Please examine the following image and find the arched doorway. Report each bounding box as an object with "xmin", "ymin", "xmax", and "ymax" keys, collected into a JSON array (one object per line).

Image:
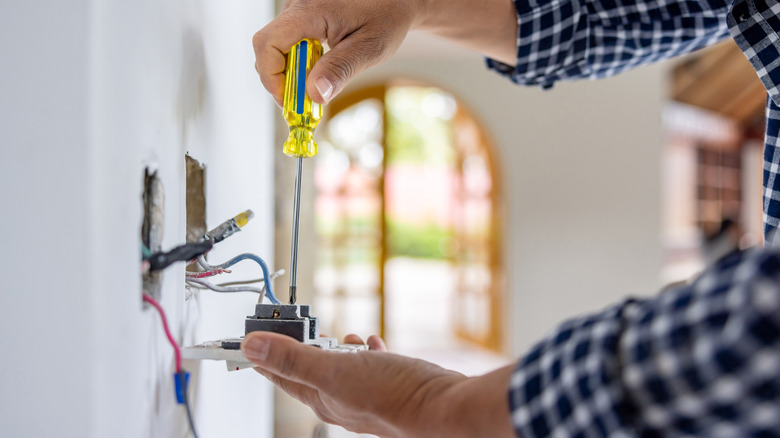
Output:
[{"xmin": 311, "ymin": 81, "xmax": 506, "ymax": 353}]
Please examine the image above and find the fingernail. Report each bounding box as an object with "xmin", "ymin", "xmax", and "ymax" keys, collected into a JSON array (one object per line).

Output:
[
  {"xmin": 243, "ymin": 336, "xmax": 270, "ymax": 363},
  {"xmin": 315, "ymin": 77, "xmax": 333, "ymax": 102}
]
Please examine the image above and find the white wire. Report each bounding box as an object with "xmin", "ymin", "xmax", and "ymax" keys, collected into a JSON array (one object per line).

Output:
[
  {"xmin": 185, "ymin": 278, "xmax": 261, "ymax": 292},
  {"xmin": 186, "ymin": 266, "xmax": 285, "ymax": 305}
]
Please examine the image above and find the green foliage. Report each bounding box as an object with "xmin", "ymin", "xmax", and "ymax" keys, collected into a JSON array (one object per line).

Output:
[
  {"xmin": 386, "ymin": 219, "xmax": 453, "ymax": 259},
  {"xmin": 385, "ymin": 87, "xmax": 455, "ymax": 166}
]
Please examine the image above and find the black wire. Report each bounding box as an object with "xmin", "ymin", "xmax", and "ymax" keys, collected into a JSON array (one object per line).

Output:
[
  {"xmin": 180, "ymin": 371, "xmax": 200, "ymax": 438},
  {"xmin": 146, "ymin": 241, "xmax": 213, "ymax": 272}
]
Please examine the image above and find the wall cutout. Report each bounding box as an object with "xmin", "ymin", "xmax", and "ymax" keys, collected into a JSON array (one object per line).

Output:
[
  {"xmin": 185, "ymin": 155, "xmax": 207, "ymax": 242},
  {"xmin": 141, "ymin": 168, "xmax": 164, "ymax": 301}
]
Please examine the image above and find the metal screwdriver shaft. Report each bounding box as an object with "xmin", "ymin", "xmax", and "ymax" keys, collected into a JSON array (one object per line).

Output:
[
  {"xmin": 281, "ymin": 39, "xmax": 323, "ymax": 305},
  {"xmin": 289, "ymin": 157, "xmax": 303, "ymax": 304}
]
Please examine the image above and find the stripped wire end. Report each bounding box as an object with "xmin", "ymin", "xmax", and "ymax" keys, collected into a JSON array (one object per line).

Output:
[
  {"xmin": 203, "ymin": 209, "xmax": 255, "ymax": 244},
  {"xmin": 185, "ymin": 268, "xmax": 232, "ymax": 279},
  {"xmin": 191, "ymin": 253, "xmax": 281, "ymax": 304},
  {"xmin": 233, "ymin": 209, "xmax": 254, "ymax": 229}
]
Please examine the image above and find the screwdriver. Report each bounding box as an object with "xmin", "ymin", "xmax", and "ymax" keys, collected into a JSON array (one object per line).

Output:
[{"xmin": 282, "ymin": 38, "xmax": 323, "ymax": 305}]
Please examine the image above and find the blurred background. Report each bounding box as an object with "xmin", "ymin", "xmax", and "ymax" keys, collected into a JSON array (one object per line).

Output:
[{"xmin": 0, "ymin": 1, "xmax": 765, "ymax": 437}]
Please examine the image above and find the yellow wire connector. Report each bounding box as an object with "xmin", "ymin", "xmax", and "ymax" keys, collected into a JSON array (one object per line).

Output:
[
  {"xmin": 203, "ymin": 209, "xmax": 255, "ymax": 244},
  {"xmin": 282, "ymin": 39, "xmax": 323, "ymax": 158},
  {"xmin": 233, "ymin": 210, "xmax": 254, "ymax": 229}
]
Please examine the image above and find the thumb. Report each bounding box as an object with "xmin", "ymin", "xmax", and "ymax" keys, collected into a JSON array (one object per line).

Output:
[
  {"xmin": 307, "ymin": 31, "xmax": 392, "ymax": 104},
  {"xmin": 241, "ymin": 331, "xmax": 331, "ymax": 387}
]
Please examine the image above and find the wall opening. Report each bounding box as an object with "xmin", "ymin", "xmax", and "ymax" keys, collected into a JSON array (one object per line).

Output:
[
  {"xmin": 141, "ymin": 168, "xmax": 164, "ymax": 301},
  {"xmin": 185, "ymin": 155, "xmax": 207, "ymax": 244}
]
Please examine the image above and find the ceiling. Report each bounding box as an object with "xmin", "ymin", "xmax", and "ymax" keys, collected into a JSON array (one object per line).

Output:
[{"xmin": 671, "ymin": 40, "xmax": 766, "ymax": 128}]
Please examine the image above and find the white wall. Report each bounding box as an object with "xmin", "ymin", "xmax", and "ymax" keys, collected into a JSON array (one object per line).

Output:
[
  {"xmin": 0, "ymin": 1, "xmax": 275, "ymax": 436},
  {"xmin": 355, "ymin": 34, "xmax": 664, "ymax": 355}
]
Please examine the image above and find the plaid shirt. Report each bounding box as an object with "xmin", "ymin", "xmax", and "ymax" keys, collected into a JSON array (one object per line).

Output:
[
  {"xmin": 487, "ymin": 0, "xmax": 780, "ymax": 435},
  {"xmin": 507, "ymin": 244, "xmax": 780, "ymax": 437},
  {"xmin": 488, "ymin": 0, "xmax": 780, "ymax": 240}
]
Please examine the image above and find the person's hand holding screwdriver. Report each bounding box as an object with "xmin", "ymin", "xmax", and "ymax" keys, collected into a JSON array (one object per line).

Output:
[{"xmin": 253, "ymin": 0, "xmax": 518, "ymax": 106}]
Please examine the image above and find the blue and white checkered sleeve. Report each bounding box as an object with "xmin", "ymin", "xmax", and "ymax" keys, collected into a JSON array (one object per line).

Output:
[
  {"xmin": 728, "ymin": 0, "xmax": 780, "ymax": 240},
  {"xmin": 763, "ymin": 99, "xmax": 780, "ymax": 242},
  {"xmin": 488, "ymin": 0, "xmax": 732, "ymax": 88},
  {"xmin": 508, "ymin": 245, "xmax": 780, "ymax": 437}
]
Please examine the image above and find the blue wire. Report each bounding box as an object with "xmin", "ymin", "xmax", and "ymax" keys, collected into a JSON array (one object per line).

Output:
[{"xmin": 207, "ymin": 253, "xmax": 281, "ymax": 304}]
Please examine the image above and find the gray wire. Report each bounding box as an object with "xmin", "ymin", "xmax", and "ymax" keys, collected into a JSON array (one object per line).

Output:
[
  {"xmin": 216, "ymin": 269, "xmax": 285, "ymax": 287},
  {"xmin": 185, "ymin": 278, "xmax": 265, "ymax": 295},
  {"xmin": 196, "ymin": 255, "xmax": 225, "ymax": 271}
]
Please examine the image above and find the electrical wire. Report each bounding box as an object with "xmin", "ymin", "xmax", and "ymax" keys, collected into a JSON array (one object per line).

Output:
[
  {"xmin": 185, "ymin": 268, "xmax": 231, "ymax": 279},
  {"xmin": 180, "ymin": 371, "xmax": 200, "ymax": 438},
  {"xmin": 147, "ymin": 241, "xmax": 213, "ymax": 272},
  {"xmin": 145, "ymin": 296, "xmax": 200, "ymax": 437},
  {"xmin": 141, "ymin": 243, "xmax": 152, "ymax": 259},
  {"xmin": 142, "ymin": 294, "xmax": 181, "ymax": 372},
  {"xmin": 214, "ymin": 278, "xmax": 264, "ymax": 287},
  {"xmin": 215, "ymin": 269, "xmax": 285, "ymax": 287},
  {"xmin": 202, "ymin": 209, "xmax": 254, "ymax": 244},
  {"xmin": 196, "ymin": 253, "xmax": 280, "ymax": 304},
  {"xmin": 185, "ymin": 278, "xmax": 266, "ymax": 296},
  {"xmin": 186, "ymin": 270, "xmax": 284, "ymax": 304},
  {"xmin": 143, "ymin": 295, "xmax": 199, "ymax": 437}
]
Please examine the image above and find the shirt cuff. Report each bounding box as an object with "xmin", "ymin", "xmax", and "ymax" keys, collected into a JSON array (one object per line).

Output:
[{"xmin": 486, "ymin": 0, "xmax": 590, "ymax": 89}]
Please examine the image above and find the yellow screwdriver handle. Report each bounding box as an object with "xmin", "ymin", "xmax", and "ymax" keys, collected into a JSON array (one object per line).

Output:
[{"xmin": 282, "ymin": 39, "xmax": 323, "ymax": 158}]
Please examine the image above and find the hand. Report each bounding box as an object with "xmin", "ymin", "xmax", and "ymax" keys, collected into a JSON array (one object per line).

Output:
[
  {"xmin": 241, "ymin": 332, "xmax": 516, "ymax": 438},
  {"xmin": 252, "ymin": 0, "xmax": 518, "ymax": 106},
  {"xmin": 253, "ymin": 0, "xmax": 418, "ymax": 106}
]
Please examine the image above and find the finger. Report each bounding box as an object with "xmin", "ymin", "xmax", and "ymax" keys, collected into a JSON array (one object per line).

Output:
[
  {"xmin": 242, "ymin": 331, "xmax": 334, "ymax": 388},
  {"xmin": 343, "ymin": 334, "xmax": 364, "ymax": 345},
  {"xmin": 252, "ymin": 31, "xmax": 287, "ymax": 107},
  {"xmin": 262, "ymin": 72, "xmax": 284, "ymax": 108},
  {"xmin": 306, "ymin": 28, "xmax": 388, "ymax": 104},
  {"xmin": 252, "ymin": 10, "xmax": 328, "ymax": 105},
  {"xmin": 366, "ymin": 335, "xmax": 388, "ymax": 352}
]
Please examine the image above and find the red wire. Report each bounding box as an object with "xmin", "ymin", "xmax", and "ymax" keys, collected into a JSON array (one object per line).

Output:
[
  {"xmin": 143, "ymin": 294, "xmax": 182, "ymax": 373},
  {"xmin": 185, "ymin": 268, "xmax": 231, "ymax": 279}
]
